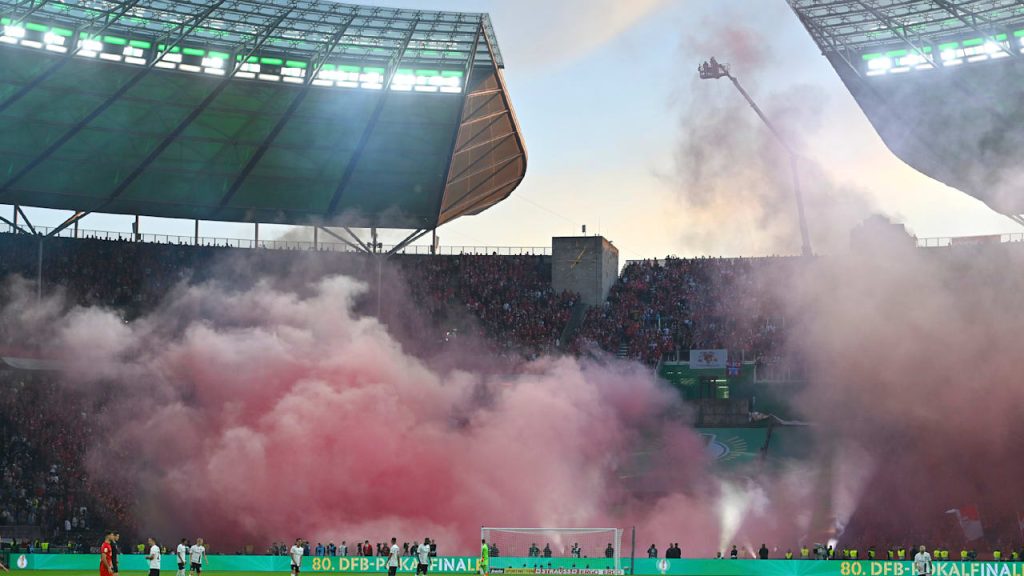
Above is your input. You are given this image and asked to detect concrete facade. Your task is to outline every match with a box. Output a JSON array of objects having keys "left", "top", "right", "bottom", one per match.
[{"left": 551, "top": 236, "right": 619, "bottom": 306}]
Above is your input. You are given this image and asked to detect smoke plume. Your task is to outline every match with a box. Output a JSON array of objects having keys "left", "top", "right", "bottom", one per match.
[
  {"left": 673, "top": 17, "right": 873, "bottom": 256},
  {"left": 1, "top": 261, "right": 731, "bottom": 553},
  {"left": 781, "top": 242, "right": 1024, "bottom": 545}
]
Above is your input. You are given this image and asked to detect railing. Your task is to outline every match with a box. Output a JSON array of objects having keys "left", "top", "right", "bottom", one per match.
[
  {"left": 916, "top": 233, "right": 1024, "bottom": 247},
  {"left": 0, "top": 223, "right": 550, "bottom": 256}
]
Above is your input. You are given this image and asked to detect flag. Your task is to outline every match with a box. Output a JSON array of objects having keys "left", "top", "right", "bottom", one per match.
[
  {"left": 945, "top": 506, "right": 984, "bottom": 541},
  {"left": 1017, "top": 511, "right": 1024, "bottom": 543},
  {"left": 727, "top": 361, "right": 741, "bottom": 376}
]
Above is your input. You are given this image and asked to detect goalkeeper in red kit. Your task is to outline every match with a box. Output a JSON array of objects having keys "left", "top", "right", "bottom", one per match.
[{"left": 100, "top": 531, "right": 116, "bottom": 576}]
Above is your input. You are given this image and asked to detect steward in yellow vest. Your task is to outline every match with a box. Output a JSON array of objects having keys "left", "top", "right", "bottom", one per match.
[
  {"left": 993, "top": 550, "right": 1002, "bottom": 562},
  {"left": 897, "top": 548, "right": 906, "bottom": 560},
  {"left": 850, "top": 549, "right": 858, "bottom": 560},
  {"left": 960, "top": 550, "right": 968, "bottom": 561},
  {"left": 801, "top": 547, "right": 809, "bottom": 560},
  {"left": 786, "top": 550, "right": 794, "bottom": 560},
  {"left": 868, "top": 547, "right": 876, "bottom": 560},
  {"left": 941, "top": 550, "right": 949, "bottom": 561}
]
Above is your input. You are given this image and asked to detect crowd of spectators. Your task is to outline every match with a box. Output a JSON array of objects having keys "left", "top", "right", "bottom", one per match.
[
  {"left": 0, "top": 371, "right": 98, "bottom": 549},
  {"left": 398, "top": 255, "right": 577, "bottom": 358},
  {"left": 573, "top": 257, "right": 797, "bottom": 365},
  {"left": 0, "top": 234, "right": 577, "bottom": 359}
]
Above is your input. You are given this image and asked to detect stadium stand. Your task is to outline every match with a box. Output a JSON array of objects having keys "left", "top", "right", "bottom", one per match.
[
  {"left": 0, "top": 233, "right": 574, "bottom": 357},
  {"left": 4, "top": 233, "right": 1024, "bottom": 556},
  {"left": 572, "top": 257, "right": 797, "bottom": 365},
  {"left": 0, "top": 371, "right": 98, "bottom": 551}
]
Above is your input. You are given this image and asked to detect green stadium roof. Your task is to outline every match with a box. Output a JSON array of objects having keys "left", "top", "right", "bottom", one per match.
[
  {"left": 788, "top": 0, "right": 1024, "bottom": 53},
  {"left": 0, "top": 0, "right": 526, "bottom": 230}
]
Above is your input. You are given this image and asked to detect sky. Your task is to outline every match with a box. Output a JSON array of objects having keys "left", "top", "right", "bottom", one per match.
[{"left": 5, "top": 0, "right": 1022, "bottom": 258}]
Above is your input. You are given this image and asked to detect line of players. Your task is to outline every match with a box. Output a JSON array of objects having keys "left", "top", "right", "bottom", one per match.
[
  {"left": 288, "top": 537, "right": 435, "bottom": 576},
  {"left": 99, "top": 531, "right": 208, "bottom": 576}
]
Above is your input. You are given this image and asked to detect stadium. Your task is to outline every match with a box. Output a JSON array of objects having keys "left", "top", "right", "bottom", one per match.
[{"left": 1, "top": 1, "right": 1024, "bottom": 576}]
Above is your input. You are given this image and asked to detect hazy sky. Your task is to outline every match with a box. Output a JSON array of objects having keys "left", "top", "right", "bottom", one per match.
[{"left": 5, "top": 0, "right": 1022, "bottom": 258}]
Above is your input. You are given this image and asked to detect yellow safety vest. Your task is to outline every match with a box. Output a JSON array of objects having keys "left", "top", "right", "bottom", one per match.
[
  {"left": 786, "top": 552, "right": 793, "bottom": 560},
  {"left": 801, "top": 547, "right": 809, "bottom": 559},
  {"left": 994, "top": 551, "right": 1002, "bottom": 561},
  {"left": 961, "top": 551, "right": 968, "bottom": 560},
  {"left": 941, "top": 550, "right": 949, "bottom": 560},
  {"left": 898, "top": 549, "right": 906, "bottom": 560},
  {"left": 869, "top": 550, "right": 876, "bottom": 560},
  {"left": 1011, "top": 552, "right": 1019, "bottom": 561},
  {"left": 850, "top": 550, "right": 858, "bottom": 560},
  {"left": 933, "top": 550, "right": 940, "bottom": 560}
]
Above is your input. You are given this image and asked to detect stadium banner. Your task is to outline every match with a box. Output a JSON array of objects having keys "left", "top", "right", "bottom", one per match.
[
  {"left": 308, "top": 556, "right": 480, "bottom": 573},
  {"left": 8, "top": 554, "right": 479, "bottom": 573},
  {"left": 9, "top": 556, "right": 1024, "bottom": 576},
  {"left": 688, "top": 349, "right": 728, "bottom": 369},
  {"left": 627, "top": 561, "right": 1024, "bottom": 576}
]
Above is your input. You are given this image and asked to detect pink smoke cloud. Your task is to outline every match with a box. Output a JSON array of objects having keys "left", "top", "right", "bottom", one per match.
[{"left": 5, "top": 271, "right": 740, "bottom": 553}]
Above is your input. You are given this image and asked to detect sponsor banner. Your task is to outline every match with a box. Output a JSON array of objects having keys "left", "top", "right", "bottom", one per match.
[
  {"left": 688, "top": 349, "right": 727, "bottom": 369},
  {"left": 631, "top": 560, "right": 1024, "bottom": 576},
  {"left": 536, "top": 565, "right": 622, "bottom": 569},
  {"left": 310, "top": 556, "right": 479, "bottom": 573},
  {"left": 10, "top": 556, "right": 1024, "bottom": 576},
  {"left": 483, "top": 565, "right": 618, "bottom": 569}
]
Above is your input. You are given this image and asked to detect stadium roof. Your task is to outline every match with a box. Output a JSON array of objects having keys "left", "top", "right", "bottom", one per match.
[
  {"left": 789, "top": 1, "right": 1024, "bottom": 222},
  {"left": 0, "top": 0, "right": 526, "bottom": 234},
  {"left": 789, "top": 0, "right": 1024, "bottom": 53}
]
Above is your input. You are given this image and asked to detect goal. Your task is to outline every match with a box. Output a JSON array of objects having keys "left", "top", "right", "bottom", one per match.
[{"left": 481, "top": 527, "right": 624, "bottom": 571}]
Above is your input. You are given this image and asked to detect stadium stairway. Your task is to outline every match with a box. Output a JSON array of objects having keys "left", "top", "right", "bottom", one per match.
[
  {"left": 617, "top": 342, "right": 629, "bottom": 359},
  {"left": 557, "top": 300, "right": 589, "bottom": 350}
]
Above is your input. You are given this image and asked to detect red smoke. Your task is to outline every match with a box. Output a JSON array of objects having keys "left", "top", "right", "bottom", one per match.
[
  {"left": 784, "top": 243, "right": 1024, "bottom": 548},
  {"left": 4, "top": 272, "right": 727, "bottom": 553}
]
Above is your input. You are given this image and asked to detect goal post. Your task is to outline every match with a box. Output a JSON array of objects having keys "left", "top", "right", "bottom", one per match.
[{"left": 480, "top": 527, "right": 624, "bottom": 572}]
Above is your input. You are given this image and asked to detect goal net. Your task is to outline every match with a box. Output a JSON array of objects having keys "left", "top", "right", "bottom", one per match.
[{"left": 481, "top": 527, "right": 624, "bottom": 572}]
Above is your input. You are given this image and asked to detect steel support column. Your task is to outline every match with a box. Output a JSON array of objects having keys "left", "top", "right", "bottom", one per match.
[
  {"left": 341, "top": 227, "right": 371, "bottom": 252},
  {"left": 14, "top": 205, "right": 36, "bottom": 234},
  {"left": 0, "top": 214, "right": 28, "bottom": 235},
  {"left": 387, "top": 228, "right": 429, "bottom": 256},
  {"left": 317, "top": 226, "right": 364, "bottom": 252},
  {"left": 46, "top": 210, "right": 88, "bottom": 237}
]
